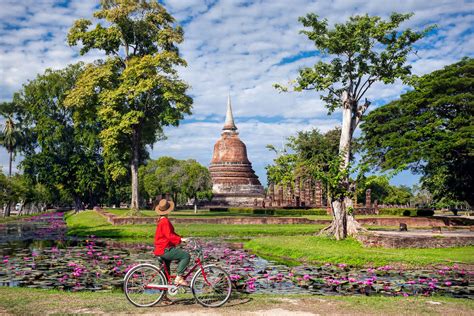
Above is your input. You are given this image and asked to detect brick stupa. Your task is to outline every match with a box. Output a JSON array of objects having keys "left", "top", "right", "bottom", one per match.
[{"left": 209, "top": 96, "right": 265, "bottom": 206}]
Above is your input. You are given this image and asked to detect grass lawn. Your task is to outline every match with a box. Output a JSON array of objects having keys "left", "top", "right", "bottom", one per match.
[
  {"left": 65, "top": 211, "right": 324, "bottom": 241},
  {"left": 103, "top": 209, "right": 413, "bottom": 221},
  {"left": 0, "top": 287, "right": 472, "bottom": 315},
  {"left": 245, "top": 236, "right": 474, "bottom": 267}
]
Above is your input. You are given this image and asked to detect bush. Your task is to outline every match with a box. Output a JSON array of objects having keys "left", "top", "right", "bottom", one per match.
[
  {"left": 378, "top": 208, "right": 434, "bottom": 216},
  {"left": 209, "top": 208, "right": 229, "bottom": 212},
  {"left": 274, "top": 209, "right": 328, "bottom": 216}
]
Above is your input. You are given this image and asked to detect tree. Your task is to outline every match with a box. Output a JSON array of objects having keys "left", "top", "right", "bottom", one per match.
[
  {"left": 0, "top": 102, "right": 20, "bottom": 177},
  {"left": 266, "top": 128, "right": 340, "bottom": 205},
  {"left": 180, "top": 159, "right": 212, "bottom": 213},
  {"left": 276, "top": 13, "right": 430, "bottom": 239},
  {"left": 355, "top": 175, "right": 413, "bottom": 205},
  {"left": 12, "top": 64, "right": 105, "bottom": 212},
  {"left": 65, "top": 0, "right": 193, "bottom": 214},
  {"left": 361, "top": 58, "right": 474, "bottom": 207},
  {"left": 140, "top": 157, "right": 211, "bottom": 212},
  {"left": 140, "top": 156, "right": 180, "bottom": 203}
]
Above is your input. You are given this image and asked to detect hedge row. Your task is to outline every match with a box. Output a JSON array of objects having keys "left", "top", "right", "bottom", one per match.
[
  {"left": 209, "top": 207, "right": 435, "bottom": 217},
  {"left": 377, "top": 208, "right": 435, "bottom": 217},
  {"left": 210, "top": 207, "right": 328, "bottom": 216}
]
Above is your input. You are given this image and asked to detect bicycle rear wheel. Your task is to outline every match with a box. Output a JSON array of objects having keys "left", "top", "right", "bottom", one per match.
[
  {"left": 124, "top": 264, "right": 167, "bottom": 307},
  {"left": 191, "top": 265, "right": 232, "bottom": 307}
]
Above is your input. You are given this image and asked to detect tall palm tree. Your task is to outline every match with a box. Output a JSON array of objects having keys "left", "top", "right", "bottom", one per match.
[{"left": 1, "top": 116, "right": 17, "bottom": 177}]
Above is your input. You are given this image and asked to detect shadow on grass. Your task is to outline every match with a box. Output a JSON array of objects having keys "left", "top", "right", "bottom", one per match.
[{"left": 169, "top": 292, "right": 252, "bottom": 308}]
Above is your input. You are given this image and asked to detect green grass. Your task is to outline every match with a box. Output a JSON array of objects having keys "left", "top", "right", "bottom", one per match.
[
  {"left": 245, "top": 235, "right": 474, "bottom": 267},
  {"left": 105, "top": 209, "right": 414, "bottom": 221},
  {"left": 65, "top": 211, "right": 324, "bottom": 241},
  {"left": 0, "top": 287, "right": 472, "bottom": 315}
]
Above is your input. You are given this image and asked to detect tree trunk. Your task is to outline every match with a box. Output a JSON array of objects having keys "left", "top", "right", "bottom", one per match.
[
  {"left": 320, "top": 92, "right": 365, "bottom": 239},
  {"left": 18, "top": 200, "right": 25, "bottom": 216},
  {"left": 194, "top": 195, "right": 198, "bottom": 214},
  {"left": 130, "top": 128, "right": 140, "bottom": 214},
  {"left": 8, "top": 150, "right": 12, "bottom": 177},
  {"left": 4, "top": 202, "right": 12, "bottom": 217},
  {"left": 74, "top": 196, "right": 84, "bottom": 213},
  {"left": 331, "top": 199, "right": 347, "bottom": 240}
]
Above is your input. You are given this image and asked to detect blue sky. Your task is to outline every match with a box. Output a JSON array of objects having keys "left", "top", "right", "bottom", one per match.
[{"left": 0, "top": 0, "right": 473, "bottom": 187}]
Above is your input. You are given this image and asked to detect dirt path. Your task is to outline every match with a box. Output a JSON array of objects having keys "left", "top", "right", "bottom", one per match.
[{"left": 1, "top": 287, "right": 473, "bottom": 315}]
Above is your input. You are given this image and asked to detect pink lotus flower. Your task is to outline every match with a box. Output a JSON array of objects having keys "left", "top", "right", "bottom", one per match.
[
  {"left": 303, "top": 274, "right": 311, "bottom": 281},
  {"left": 445, "top": 281, "right": 452, "bottom": 286},
  {"left": 2, "top": 259, "right": 8, "bottom": 264}
]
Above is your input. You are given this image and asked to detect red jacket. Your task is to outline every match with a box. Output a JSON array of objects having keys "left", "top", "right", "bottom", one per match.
[{"left": 154, "top": 217, "right": 182, "bottom": 256}]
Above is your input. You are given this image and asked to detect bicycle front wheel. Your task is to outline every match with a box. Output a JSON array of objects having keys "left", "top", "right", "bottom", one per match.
[
  {"left": 191, "top": 265, "right": 232, "bottom": 307},
  {"left": 124, "top": 264, "right": 167, "bottom": 307}
]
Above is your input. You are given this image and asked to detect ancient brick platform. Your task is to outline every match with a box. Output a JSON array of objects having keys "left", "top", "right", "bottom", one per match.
[{"left": 357, "top": 230, "right": 474, "bottom": 248}]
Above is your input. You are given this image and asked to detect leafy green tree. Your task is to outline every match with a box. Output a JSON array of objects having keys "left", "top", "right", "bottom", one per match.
[
  {"left": 0, "top": 172, "right": 20, "bottom": 217},
  {"left": 0, "top": 171, "right": 53, "bottom": 217},
  {"left": 361, "top": 58, "right": 474, "bottom": 207},
  {"left": 385, "top": 185, "right": 413, "bottom": 205},
  {"left": 12, "top": 64, "right": 105, "bottom": 212},
  {"left": 65, "top": 0, "right": 193, "bottom": 214},
  {"left": 140, "top": 156, "right": 180, "bottom": 202},
  {"left": 356, "top": 175, "right": 412, "bottom": 205},
  {"left": 275, "top": 13, "right": 430, "bottom": 239},
  {"left": 265, "top": 148, "right": 297, "bottom": 186},
  {"left": 266, "top": 128, "right": 340, "bottom": 184},
  {"left": 180, "top": 159, "right": 212, "bottom": 213},
  {"left": 140, "top": 157, "right": 211, "bottom": 211}
]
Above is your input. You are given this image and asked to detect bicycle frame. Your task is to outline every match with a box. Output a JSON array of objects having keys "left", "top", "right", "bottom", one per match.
[{"left": 144, "top": 256, "right": 212, "bottom": 291}]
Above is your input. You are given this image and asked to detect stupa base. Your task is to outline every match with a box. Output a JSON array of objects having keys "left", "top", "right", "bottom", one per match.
[{"left": 209, "top": 193, "right": 265, "bottom": 207}]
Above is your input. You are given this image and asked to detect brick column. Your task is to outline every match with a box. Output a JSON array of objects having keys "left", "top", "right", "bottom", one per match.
[
  {"left": 303, "top": 179, "right": 310, "bottom": 206},
  {"left": 315, "top": 181, "right": 323, "bottom": 208},
  {"left": 269, "top": 184, "right": 274, "bottom": 207},
  {"left": 278, "top": 185, "right": 283, "bottom": 207},
  {"left": 366, "top": 189, "right": 371, "bottom": 208},
  {"left": 295, "top": 177, "right": 301, "bottom": 207}
]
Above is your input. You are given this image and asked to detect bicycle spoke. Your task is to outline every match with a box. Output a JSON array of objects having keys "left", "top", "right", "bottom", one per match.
[
  {"left": 124, "top": 265, "right": 166, "bottom": 307},
  {"left": 192, "top": 266, "right": 232, "bottom": 307}
]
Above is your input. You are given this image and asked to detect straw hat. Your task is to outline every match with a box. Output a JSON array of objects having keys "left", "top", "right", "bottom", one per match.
[{"left": 155, "top": 199, "right": 175, "bottom": 215}]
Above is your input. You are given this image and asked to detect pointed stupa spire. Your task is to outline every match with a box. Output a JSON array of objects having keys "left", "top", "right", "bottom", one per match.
[{"left": 223, "top": 95, "right": 237, "bottom": 131}]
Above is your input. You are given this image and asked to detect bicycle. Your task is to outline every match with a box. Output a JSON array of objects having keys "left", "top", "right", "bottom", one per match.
[{"left": 123, "top": 239, "right": 232, "bottom": 308}]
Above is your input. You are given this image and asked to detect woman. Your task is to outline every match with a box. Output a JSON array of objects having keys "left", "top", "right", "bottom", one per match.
[{"left": 154, "top": 199, "right": 190, "bottom": 286}]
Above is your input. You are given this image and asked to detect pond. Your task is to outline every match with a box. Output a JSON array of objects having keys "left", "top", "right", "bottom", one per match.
[{"left": 0, "top": 212, "right": 472, "bottom": 298}]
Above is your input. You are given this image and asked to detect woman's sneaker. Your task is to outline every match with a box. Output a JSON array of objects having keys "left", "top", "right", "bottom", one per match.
[{"left": 174, "top": 275, "right": 189, "bottom": 286}]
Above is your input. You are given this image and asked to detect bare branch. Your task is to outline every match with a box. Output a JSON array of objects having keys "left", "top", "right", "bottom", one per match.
[
  {"left": 356, "top": 79, "right": 374, "bottom": 102},
  {"left": 354, "top": 98, "right": 371, "bottom": 127}
]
